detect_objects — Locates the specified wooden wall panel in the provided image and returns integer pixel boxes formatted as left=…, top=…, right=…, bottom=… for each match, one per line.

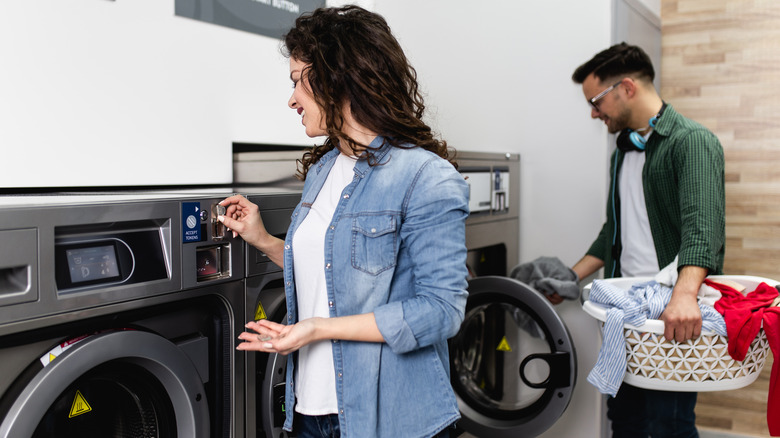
left=662, top=1, right=780, bottom=436
left=662, top=0, right=780, bottom=281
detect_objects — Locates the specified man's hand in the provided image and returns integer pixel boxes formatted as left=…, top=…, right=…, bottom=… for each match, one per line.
left=545, top=292, right=564, bottom=305
left=660, top=265, right=707, bottom=342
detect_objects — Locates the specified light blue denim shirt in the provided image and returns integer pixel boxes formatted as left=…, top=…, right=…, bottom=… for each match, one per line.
left=281, top=137, right=470, bottom=437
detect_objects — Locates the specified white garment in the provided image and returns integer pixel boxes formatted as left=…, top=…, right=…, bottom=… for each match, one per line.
left=292, top=152, right=356, bottom=415
left=619, top=147, right=659, bottom=277
left=654, top=256, right=722, bottom=307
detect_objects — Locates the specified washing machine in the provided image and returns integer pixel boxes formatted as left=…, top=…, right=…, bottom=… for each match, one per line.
left=0, top=188, right=295, bottom=438
left=452, top=152, right=606, bottom=438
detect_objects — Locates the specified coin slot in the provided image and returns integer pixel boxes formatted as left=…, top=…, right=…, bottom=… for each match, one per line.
left=211, top=204, right=227, bottom=241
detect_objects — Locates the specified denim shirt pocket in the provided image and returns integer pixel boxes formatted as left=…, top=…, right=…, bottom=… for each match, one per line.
left=351, top=214, right=398, bottom=275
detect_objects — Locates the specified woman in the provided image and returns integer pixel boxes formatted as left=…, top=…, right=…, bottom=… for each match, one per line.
left=218, top=6, right=468, bottom=437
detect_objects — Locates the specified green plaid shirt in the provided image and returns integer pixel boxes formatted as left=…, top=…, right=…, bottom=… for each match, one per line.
left=587, top=104, right=725, bottom=278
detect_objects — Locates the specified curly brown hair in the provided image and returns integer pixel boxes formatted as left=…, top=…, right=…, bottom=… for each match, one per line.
left=282, top=5, right=455, bottom=179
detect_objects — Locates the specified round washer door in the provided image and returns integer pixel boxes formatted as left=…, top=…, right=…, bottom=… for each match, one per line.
left=0, top=330, right=210, bottom=438
left=450, top=276, right=577, bottom=437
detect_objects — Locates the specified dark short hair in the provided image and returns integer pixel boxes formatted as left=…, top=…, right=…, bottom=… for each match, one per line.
left=572, top=42, right=655, bottom=84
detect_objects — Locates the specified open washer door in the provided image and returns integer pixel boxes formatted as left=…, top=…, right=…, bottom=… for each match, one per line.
left=450, top=276, right=576, bottom=437
left=0, top=330, right=210, bottom=438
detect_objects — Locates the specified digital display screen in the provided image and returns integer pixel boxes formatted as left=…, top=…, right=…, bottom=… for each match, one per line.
left=66, top=245, right=120, bottom=284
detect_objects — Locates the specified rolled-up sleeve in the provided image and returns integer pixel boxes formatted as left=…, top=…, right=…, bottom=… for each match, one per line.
left=674, top=129, right=725, bottom=273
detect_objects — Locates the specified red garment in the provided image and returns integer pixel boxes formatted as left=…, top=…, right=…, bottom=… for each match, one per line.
left=707, top=280, right=780, bottom=436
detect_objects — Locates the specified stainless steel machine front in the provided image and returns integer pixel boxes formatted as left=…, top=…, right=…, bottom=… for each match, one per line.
left=452, top=152, right=578, bottom=438
left=0, top=187, right=299, bottom=438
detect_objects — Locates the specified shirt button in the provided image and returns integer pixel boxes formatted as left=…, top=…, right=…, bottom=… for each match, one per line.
left=325, top=263, right=331, bottom=269
left=338, top=372, right=343, bottom=378
left=371, top=228, right=376, bottom=233
left=333, top=339, right=339, bottom=343
left=328, top=301, right=334, bottom=307
left=286, top=281, right=291, bottom=286
left=330, top=225, right=335, bottom=230
left=284, top=244, right=290, bottom=250
left=343, top=194, right=349, bottom=199
left=340, top=409, right=344, bottom=415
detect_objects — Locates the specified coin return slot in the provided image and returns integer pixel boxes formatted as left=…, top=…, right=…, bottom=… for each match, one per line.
left=0, top=265, right=30, bottom=296
left=196, top=244, right=231, bottom=282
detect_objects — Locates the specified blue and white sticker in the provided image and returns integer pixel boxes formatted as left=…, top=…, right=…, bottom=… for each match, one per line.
left=182, top=202, right=201, bottom=242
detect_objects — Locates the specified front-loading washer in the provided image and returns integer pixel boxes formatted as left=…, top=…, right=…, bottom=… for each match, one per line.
left=452, top=152, right=603, bottom=438
left=0, top=188, right=296, bottom=438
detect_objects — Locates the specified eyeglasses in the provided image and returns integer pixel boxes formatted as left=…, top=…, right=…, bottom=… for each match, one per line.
left=588, top=79, right=623, bottom=111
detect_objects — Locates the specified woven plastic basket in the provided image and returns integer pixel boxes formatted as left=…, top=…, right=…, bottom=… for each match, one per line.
left=582, top=275, right=778, bottom=392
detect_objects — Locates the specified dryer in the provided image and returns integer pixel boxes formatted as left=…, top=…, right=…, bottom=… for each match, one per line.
left=0, top=188, right=294, bottom=438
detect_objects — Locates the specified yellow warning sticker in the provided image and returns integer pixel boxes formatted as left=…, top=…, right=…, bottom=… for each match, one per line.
left=254, top=301, right=267, bottom=321
left=49, top=353, right=57, bottom=363
left=69, top=390, right=92, bottom=418
left=496, top=336, right=512, bottom=352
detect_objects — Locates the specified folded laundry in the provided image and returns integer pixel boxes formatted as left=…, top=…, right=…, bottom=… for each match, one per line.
left=586, top=279, right=727, bottom=397
left=707, top=280, right=780, bottom=436
left=509, top=256, right=580, bottom=300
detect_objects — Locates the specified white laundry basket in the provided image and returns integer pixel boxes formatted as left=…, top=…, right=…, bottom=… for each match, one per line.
left=582, top=275, right=778, bottom=392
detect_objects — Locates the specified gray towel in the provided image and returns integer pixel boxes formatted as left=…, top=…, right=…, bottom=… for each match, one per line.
left=509, top=256, right=580, bottom=300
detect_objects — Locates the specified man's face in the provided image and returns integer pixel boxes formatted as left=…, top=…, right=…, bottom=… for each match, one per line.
left=582, top=74, right=631, bottom=134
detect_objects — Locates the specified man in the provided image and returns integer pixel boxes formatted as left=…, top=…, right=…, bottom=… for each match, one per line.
left=571, top=43, right=725, bottom=437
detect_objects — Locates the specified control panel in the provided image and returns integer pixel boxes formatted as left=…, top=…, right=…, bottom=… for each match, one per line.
left=461, top=166, right=511, bottom=215
left=54, top=221, right=168, bottom=293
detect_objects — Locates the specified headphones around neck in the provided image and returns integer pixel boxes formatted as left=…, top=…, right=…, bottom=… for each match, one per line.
left=616, top=102, right=667, bottom=152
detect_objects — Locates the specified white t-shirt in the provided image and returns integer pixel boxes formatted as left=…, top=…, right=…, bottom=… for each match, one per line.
left=619, top=143, right=660, bottom=277
left=291, top=151, right=356, bottom=415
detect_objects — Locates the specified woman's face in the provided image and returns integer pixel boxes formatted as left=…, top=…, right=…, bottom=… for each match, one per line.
left=288, top=58, right=326, bottom=138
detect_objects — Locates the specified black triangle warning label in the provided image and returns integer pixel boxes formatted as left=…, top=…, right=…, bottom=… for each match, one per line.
left=69, top=390, right=92, bottom=418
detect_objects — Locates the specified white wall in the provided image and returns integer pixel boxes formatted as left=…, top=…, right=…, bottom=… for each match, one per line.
left=638, top=0, right=660, bottom=16
left=374, top=1, right=612, bottom=267
left=373, top=2, right=615, bottom=437
left=1, top=0, right=313, bottom=188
